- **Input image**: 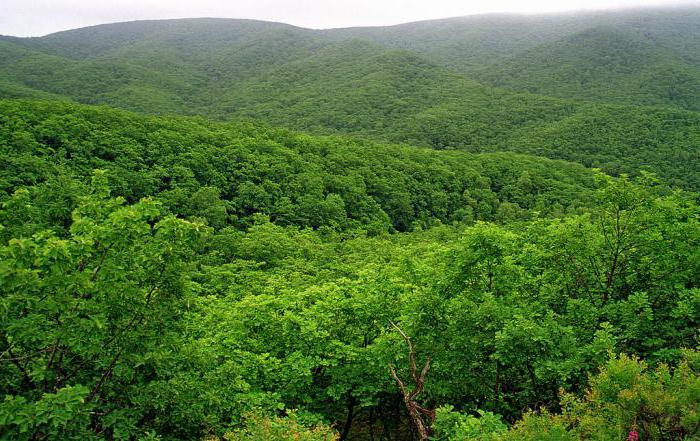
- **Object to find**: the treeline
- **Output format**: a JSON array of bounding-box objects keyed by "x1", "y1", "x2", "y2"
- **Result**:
[{"x1": 0, "y1": 100, "x2": 698, "y2": 440}]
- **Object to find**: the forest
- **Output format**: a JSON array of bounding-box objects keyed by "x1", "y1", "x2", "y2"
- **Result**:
[{"x1": 1, "y1": 5, "x2": 699, "y2": 441}]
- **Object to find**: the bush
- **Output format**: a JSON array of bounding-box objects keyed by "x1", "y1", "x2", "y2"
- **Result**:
[{"x1": 223, "y1": 412, "x2": 338, "y2": 441}]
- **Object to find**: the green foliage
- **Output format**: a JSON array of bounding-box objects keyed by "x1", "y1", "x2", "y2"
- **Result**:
[
  {"x1": 1, "y1": 102, "x2": 698, "y2": 438},
  {"x1": 0, "y1": 99, "x2": 598, "y2": 234},
  {"x1": 433, "y1": 406, "x2": 507, "y2": 440},
  {"x1": 224, "y1": 412, "x2": 338, "y2": 441},
  {"x1": 0, "y1": 173, "x2": 210, "y2": 439},
  {"x1": 501, "y1": 350, "x2": 700, "y2": 440},
  {"x1": 434, "y1": 350, "x2": 700, "y2": 440},
  {"x1": 473, "y1": 26, "x2": 700, "y2": 111},
  {"x1": 1, "y1": 13, "x2": 700, "y2": 437},
  {"x1": 3, "y1": 9, "x2": 700, "y2": 189},
  {"x1": 0, "y1": 385, "x2": 91, "y2": 440},
  {"x1": 333, "y1": 6, "x2": 700, "y2": 84}
]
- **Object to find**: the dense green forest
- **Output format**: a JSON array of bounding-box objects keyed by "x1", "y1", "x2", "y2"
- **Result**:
[
  {"x1": 332, "y1": 7, "x2": 700, "y2": 109},
  {"x1": 1, "y1": 5, "x2": 699, "y2": 441},
  {"x1": 2, "y1": 13, "x2": 700, "y2": 191}
]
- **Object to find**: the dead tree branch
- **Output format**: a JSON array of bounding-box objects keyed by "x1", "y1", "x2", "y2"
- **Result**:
[{"x1": 388, "y1": 321, "x2": 434, "y2": 441}]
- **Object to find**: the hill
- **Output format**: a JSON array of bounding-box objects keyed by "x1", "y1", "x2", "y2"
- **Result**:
[
  {"x1": 333, "y1": 6, "x2": 700, "y2": 109},
  {"x1": 4, "y1": 7, "x2": 700, "y2": 114},
  {"x1": 0, "y1": 99, "x2": 599, "y2": 232},
  {"x1": 2, "y1": 16, "x2": 700, "y2": 190},
  {"x1": 0, "y1": 19, "x2": 327, "y2": 113},
  {"x1": 471, "y1": 26, "x2": 700, "y2": 110}
]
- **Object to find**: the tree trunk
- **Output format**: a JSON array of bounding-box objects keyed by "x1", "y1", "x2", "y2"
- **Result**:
[{"x1": 339, "y1": 395, "x2": 357, "y2": 441}]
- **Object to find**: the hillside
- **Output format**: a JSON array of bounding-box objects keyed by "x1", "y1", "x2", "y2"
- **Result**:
[
  {"x1": 332, "y1": 6, "x2": 700, "y2": 67},
  {"x1": 2, "y1": 16, "x2": 700, "y2": 191},
  {"x1": 0, "y1": 19, "x2": 327, "y2": 113},
  {"x1": 333, "y1": 6, "x2": 700, "y2": 109},
  {"x1": 0, "y1": 99, "x2": 600, "y2": 232},
  {"x1": 4, "y1": 7, "x2": 700, "y2": 115},
  {"x1": 472, "y1": 26, "x2": 700, "y2": 110}
]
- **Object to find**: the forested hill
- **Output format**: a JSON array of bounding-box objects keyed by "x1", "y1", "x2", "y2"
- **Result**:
[
  {"x1": 3, "y1": 6, "x2": 700, "y2": 111},
  {"x1": 470, "y1": 25, "x2": 700, "y2": 110},
  {"x1": 330, "y1": 6, "x2": 700, "y2": 108},
  {"x1": 0, "y1": 99, "x2": 599, "y2": 233},
  {"x1": 2, "y1": 12, "x2": 700, "y2": 190},
  {"x1": 2, "y1": 7, "x2": 700, "y2": 440},
  {"x1": 1, "y1": 99, "x2": 699, "y2": 440}
]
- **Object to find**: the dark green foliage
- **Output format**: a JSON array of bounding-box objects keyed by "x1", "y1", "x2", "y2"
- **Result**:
[
  {"x1": 335, "y1": 6, "x2": 700, "y2": 109},
  {"x1": 472, "y1": 26, "x2": 700, "y2": 110}
]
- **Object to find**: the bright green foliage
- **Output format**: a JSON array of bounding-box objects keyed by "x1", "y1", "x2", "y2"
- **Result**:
[
  {"x1": 432, "y1": 406, "x2": 507, "y2": 440},
  {"x1": 368, "y1": 174, "x2": 700, "y2": 426},
  {"x1": 0, "y1": 173, "x2": 209, "y2": 439},
  {"x1": 0, "y1": 385, "x2": 91, "y2": 439},
  {"x1": 1, "y1": 13, "x2": 700, "y2": 437},
  {"x1": 499, "y1": 350, "x2": 700, "y2": 440},
  {"x1": 224, "y1": 412, "x2": 338, "y2": 441},
  {"x1": 434, "y1": 350, "x2": 700, "y2": 440},
  {"x1": 1, "y1": 100, "x2": 698, "y2": 438}
]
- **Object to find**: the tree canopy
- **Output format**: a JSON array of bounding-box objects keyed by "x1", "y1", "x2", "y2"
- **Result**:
[{"x1": 1, "y1": 6, "x2": 700, "y2": 440}]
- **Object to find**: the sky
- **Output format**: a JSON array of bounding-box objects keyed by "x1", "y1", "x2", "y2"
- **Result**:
[{"x1": 1, "y1": 0, "x2": 699, "y2": 37}]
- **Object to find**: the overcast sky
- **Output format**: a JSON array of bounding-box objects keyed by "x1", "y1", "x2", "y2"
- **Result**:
[{"x1": 1, "y1": 0, "x2": 699, "y2": 37}]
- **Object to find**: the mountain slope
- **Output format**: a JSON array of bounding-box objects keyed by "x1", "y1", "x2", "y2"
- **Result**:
[
  {"x1": 4, "y1": 7, "x2": 700, "y2": 113},
  {"x1": 0, "y1": 98, "x2": 600, "y2": 232},
  {"x1": 329, "y1": 6, "x2": 700, "y2": 109},
  {"x1": 0, "y1": 19, "x2": 329, "y2": 114},
  {"x1": 1, "y1": 13, "x2": 700, "y2": 190},
  {"x1": 471, "y1": 26, "x2": 700, "y2": 110},
  {"x1": 331, "y1": 6, "x2": 700, "y2": 71}
]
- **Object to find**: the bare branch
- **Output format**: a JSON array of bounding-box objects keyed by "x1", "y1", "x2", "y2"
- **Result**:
[{"x1": 388, "y1": 322, "x2": 434, "y2": 440}]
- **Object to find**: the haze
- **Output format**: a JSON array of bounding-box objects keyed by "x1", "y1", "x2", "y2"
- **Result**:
[{"x1": 2, "y1": 0, "x2": 699, "y2": 37}]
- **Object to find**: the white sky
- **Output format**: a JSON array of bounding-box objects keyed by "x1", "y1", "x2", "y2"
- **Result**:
[{"x1": 1, "y1": 0, "x2": 699, "y2": 37}]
